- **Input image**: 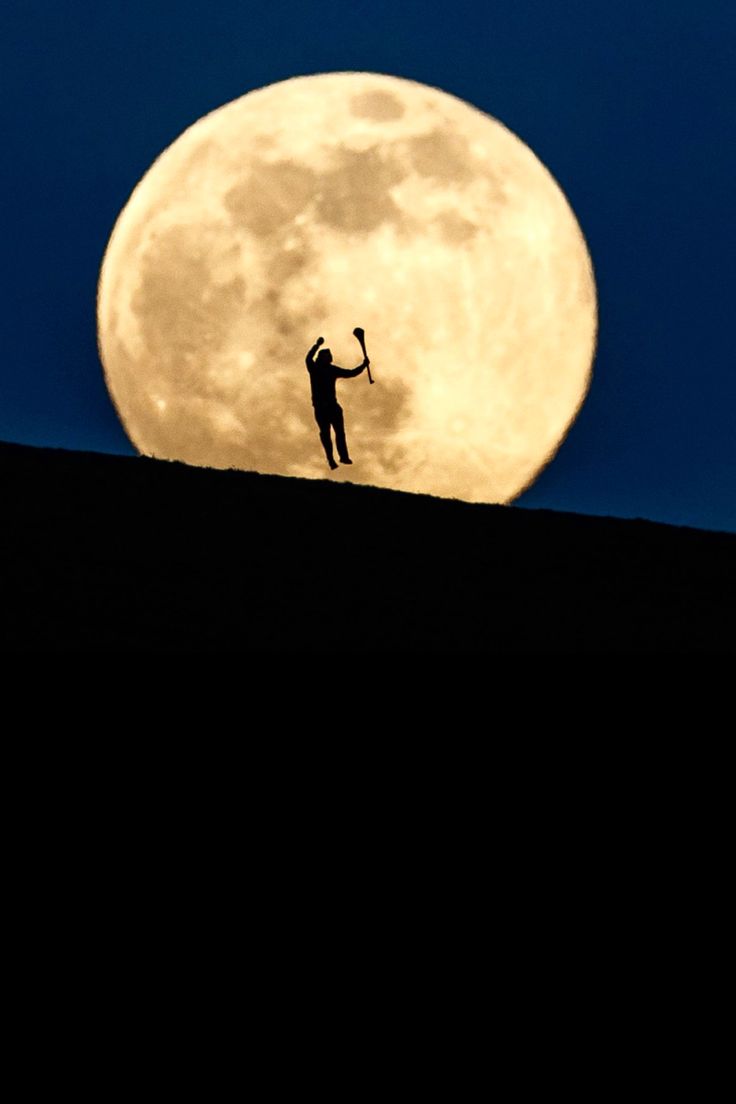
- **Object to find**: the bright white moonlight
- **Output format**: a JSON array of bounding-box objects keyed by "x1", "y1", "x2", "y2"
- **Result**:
[{"x1": 97, "y1": 72, "x2": 597, "y2": 502}]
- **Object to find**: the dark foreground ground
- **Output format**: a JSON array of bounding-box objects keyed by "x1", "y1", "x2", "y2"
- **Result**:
[{"x1": 1, "y1": 440, "x2": 733, "y2": 650}]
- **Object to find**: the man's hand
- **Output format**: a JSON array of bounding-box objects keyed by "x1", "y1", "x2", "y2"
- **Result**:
[
  {"x1": 362, "y1": 357, "x2": 370, "y2": 368},
  {"x1": 316, "y1": 336, "x2": 324, "y2": 347}
]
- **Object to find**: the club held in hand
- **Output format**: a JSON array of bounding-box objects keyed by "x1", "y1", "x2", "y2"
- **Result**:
[{"x1": 353, "y1": 327, "x2": 374, "y2": 384}]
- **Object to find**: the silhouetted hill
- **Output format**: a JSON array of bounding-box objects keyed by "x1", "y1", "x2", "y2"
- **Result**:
[{"x1": 1, "y1": 440, "x2": 733, "y2": 650}]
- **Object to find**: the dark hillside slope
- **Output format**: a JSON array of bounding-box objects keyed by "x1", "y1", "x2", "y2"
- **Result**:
[{"x1": 1, "y1": 441, "x2": 733, "y2": 650}]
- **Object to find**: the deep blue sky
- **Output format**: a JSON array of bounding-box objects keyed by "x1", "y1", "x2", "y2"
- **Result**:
[{"x1": 2, "y1": 0, "x2": 734, "y2": 532}]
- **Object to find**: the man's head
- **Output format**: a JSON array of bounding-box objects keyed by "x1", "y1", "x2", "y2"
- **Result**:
[{"x1": 316, "y1": 348, "x2": 333, "y2": 365}]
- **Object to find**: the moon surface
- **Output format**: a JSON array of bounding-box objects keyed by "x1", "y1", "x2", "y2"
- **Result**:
[{"x1": 97, "y1": 72, "x2": 597, "y2": 502}]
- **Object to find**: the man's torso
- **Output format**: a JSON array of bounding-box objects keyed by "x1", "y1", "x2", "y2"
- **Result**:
[{"x1": 307, "y1": 363, "x2": 339, "y2": 407}]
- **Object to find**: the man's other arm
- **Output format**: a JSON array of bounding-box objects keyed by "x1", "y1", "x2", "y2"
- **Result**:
[{"x1": 306, "y1": 337, "x2": 324, "y2": 369}]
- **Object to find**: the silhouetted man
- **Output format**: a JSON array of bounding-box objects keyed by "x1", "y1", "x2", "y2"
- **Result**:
[{"x1": 305, "y1": 336, "x2": 369, "y2": 469}]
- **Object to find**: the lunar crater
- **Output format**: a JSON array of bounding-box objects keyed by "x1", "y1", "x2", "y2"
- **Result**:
[
  {"x1": 224, "y1": 159, "x2": 319, "y2": 237},
  {"x1": 434, "y1": 210, "x2": 478, "y2": 244},
  {"x1": 314, "y1": 146, "x2": 406, "y2": 234},
  {"x1": 350, "y1": 89, "x2": 406, "y2": 121},
  {"x1": 406, "y1": 128, "x2": 476, "y2": 182}
]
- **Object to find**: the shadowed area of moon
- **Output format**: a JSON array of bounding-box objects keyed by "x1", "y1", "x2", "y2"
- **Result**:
[
  {"x1": 350, "y1": 89, "x2": 406, "y2": 121},
  {"x1": 314, "y1": 146, "x2": 406, "y2": 233},
  {"x1": 224, "y1": 161, "x2": 319, "y2": 238},
  {"x1": 98, "y1": 72, "x2": 597, "y2": 502},
  {"x1": 406, "y1": 128, "x2": 476, "y2": 182},
  {"x1": 434, "y1": 210, "x2": 478, "y2": 244}
]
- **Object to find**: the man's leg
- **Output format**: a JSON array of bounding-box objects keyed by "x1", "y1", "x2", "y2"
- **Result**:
[
  {"x1": 332, "y1": 404, "x2": 352, "y2": 464},
  {"x1": 315, "y1": 409, "x2": 338, "y2": 470}
]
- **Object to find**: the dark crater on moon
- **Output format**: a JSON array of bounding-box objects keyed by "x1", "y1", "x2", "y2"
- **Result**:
[
  {"x1": 314, "y1": 146, "x2": 405, "y2": 233},
  {"x1": 178, "y1": 138, "x2": 219, "y2": 177},
  {"x1": 406, "y1": 128, "x2": 476, "y2": 182},
  {"x1": 224, "y1": 159, "x2": 319, "y2": 238},
  {"x1": 350, "y1": 89, "x2": 406, "y2": 121},
  {"x1": 434, "y1": 210, "x2": 478, "y2": 244}
]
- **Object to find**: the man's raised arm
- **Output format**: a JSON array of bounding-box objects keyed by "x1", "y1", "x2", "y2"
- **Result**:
[
  {"x1": 306, "y1": 336, "x2": 324, "y2": 368},
  {"x1": 335, "y1": 358, "x2": 369, "y2": 379}
]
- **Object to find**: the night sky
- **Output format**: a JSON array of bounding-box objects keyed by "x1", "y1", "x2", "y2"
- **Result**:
[{"x1": 2, "y1": 0, "x2": 734, "y2": 532}]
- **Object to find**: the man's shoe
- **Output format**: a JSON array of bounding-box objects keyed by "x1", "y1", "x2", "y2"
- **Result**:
[{"x1": 340, "y1": 457, "x2": 353, "y2": 465}]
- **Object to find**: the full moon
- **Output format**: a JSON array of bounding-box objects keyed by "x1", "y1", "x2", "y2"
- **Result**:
[{"x1": 97, "y1": 72, "x2": 597, "y2": 502}]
